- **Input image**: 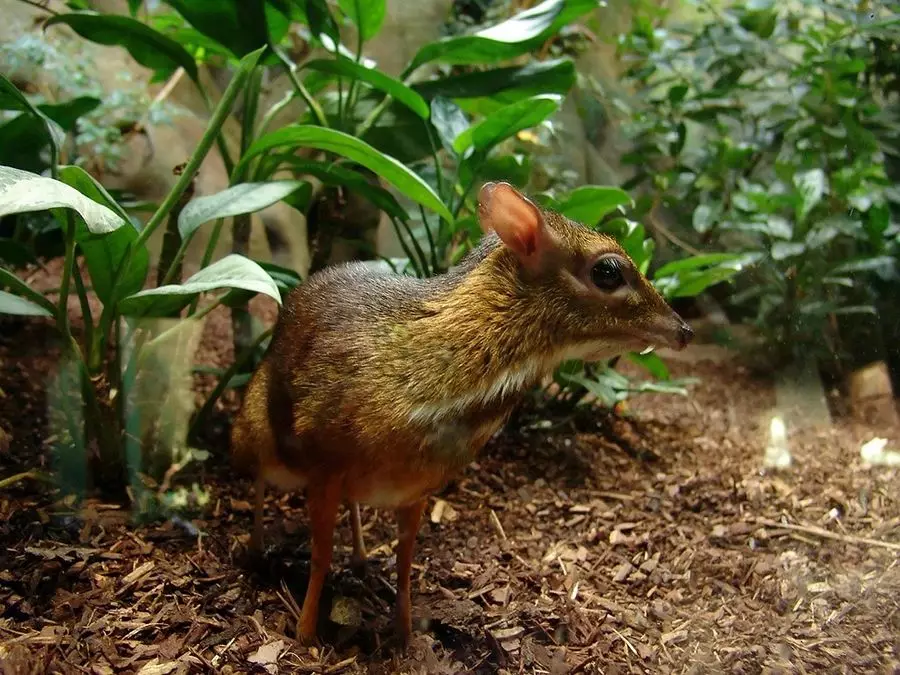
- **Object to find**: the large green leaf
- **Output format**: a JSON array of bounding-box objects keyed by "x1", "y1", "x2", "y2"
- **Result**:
[
  {"x1": 338, "y1": 0, "x2": 386, "y2": 42},
  {"x1": 556, "y1": 186, "x2": 633, "y2": 225},
  {"x1": 414, "y1": 58, "x2": 577, "y2": 114},
  {"x1": 0, "y1": 114, "x2": 55, "y2": 173},
  {"x1": 406, "y1": 0, "x2": 600, "y2": 71},
  {"x1": 0, "y1": 74, "x2": 43, "y2": 114},
  {"x1": 653, "y1": 253, "x2": 754, "y2": 279},
  {"x1": 119, "y1": 254, "x2": 281, "y2": 317},
  {"x1": 0, "y1": 74, "x2": 61, "y2": 170},
  {"x1": 239, "y1": 126, "x2": 452, "y2": 222},
  {"x1": 430, "y1": 96, "x2": 469, "y2": 156},
  {"x1": 0, "y1": 290, "x2": 53, "y2": 317},
  {"x1": 56, "y1": 165, "x2": 149, "y2": 303},
  {"x1": 44, "y1": 12, "x2": 200, "y2": 84},
  {"x1": 0, "y1": 165, "x2": 125, "y2": 234},
  {"x1": 37, "y1": 96, "x2": 102, "y2": 132},
  {"x1": 279, "y1": 158, "x2": 410, "y2": 221},
  {"x1": 453, "y1": 94, "x2": 561, "y2": 155},
  {"x1": 305, "y1": 56, "x2": 429, "y2": 118},
  {"x1": 794, "y1": 168, "x2": 826, "y2": 224},
  {"x1": 163, "y1": 0, "x2": 288, "y2": 58},
  {"x1": 178, "y1": 181, "x2": 308, "y2": 240},
  {"x1": 0, "y1": 268, "x2": 58, "y2": 317}
]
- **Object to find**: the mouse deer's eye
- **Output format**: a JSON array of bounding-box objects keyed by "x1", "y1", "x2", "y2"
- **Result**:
[{"x1": 591, "y1": 257, "x2": 626, "y2": 292}]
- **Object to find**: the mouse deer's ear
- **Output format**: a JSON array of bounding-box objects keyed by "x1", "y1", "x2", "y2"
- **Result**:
[{"x1": 478, "y1": 182, "x2": 546, "y2": 260}]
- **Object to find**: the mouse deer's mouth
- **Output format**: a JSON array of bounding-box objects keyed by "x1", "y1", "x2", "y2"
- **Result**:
[{"x1": 640, "y1": 311, "x2": 694, "y2": 352}]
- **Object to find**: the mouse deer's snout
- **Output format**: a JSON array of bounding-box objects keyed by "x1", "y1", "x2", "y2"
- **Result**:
[{"x1": 674, "y1": 313, "x2": 694, "y2": 351}]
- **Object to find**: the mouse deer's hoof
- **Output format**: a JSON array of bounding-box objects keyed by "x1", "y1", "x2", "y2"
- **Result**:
[{"x1": 295, "y1": 618, "x2": 319, "y2": 646}]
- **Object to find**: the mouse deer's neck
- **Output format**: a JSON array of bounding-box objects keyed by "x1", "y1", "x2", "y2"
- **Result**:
[{"x1": 400, "y1": 247, "x2": 560, "y2": 422}]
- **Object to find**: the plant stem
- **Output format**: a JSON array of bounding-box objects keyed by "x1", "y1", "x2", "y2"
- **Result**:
[
  {"x1": 157, "y1": 178, "x2": 196, "y2": 287},
  {"x1": 418, "y1": 204, "x2": 439, "y2": 274},
  {"x1": 94, "y1": 48, "x2": 264, "y2": 365},
  {"x1": 274, "y1": 46, "x2": 329, "y2": 128},
  {"x1": 452, "y1": 178, "x2": 478, "y2": 219},
  {"x1": 354, "y1": 94, "x2": 392, "y2": 139},
  {"x1": 56, "y1": 213, "x2": 76, "y2": 342},
  {"x1": 0, "y1": 470, "x2": 54, "y2": 489},
  {"x1": 188, "y1": 218, "x2": 225, "y2": 315},
  {"x1": 137, "y1": 51, "x2": 263, "y2": 251},
  {"x1": 189, "y1": 325, "x2": 273, "y2": 441},
  {"x1": 257, "y1": 90, "x2": 295, "y2": 137},
  {"x1": 73, "y1": 258, "x2": 93, "y2": 358}
]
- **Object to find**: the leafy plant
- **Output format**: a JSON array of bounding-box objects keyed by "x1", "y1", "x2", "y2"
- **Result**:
[
  {"x1": 0, "y1": 50, "x2": 292, "y2": 509},
  {"x1": 616, "y1": 0, "x2": 900, "y2": 369}
]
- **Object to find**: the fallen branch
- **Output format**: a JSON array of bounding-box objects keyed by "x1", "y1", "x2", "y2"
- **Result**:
[{"x1": 755, "y1": 517, "x2": 900, "y2": 552}]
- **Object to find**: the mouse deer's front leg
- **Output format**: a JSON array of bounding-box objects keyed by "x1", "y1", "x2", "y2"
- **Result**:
[
  {"x1": 297, "y1": 477, "x2": 341, "y2": 643},
  {"x1": 394, "y1": 499, "x2": 426, "y2": 648}
]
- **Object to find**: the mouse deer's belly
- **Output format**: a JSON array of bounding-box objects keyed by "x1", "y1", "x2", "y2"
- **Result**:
[{"x1": 350, "y1": 415, "x2": 507, "y2": 508}]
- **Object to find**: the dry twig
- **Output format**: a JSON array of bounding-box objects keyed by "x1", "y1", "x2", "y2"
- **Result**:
[{"x1": 755, "y1": 518, "x2": 900, "y2": 552}]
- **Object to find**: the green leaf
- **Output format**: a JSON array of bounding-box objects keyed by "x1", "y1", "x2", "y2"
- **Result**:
[
  {"x1": 253, "y1": 259, "x2": 302, "y2": 296},
  {"x1": 657, "y1": 267, "x2": 742, "y2": 299},
  {"x1": 627, "y1": 351, "x2": 670, "y2": 380},
  {"x1": 453, "y1": 94, "x2": 561, "y2": 155},
  {"x1": 239, "y1": 125, "x2": 452, "y2": 222},
  {"x1": 0, "y1": 74, "x2": 61, "y2": 171},
  {"x1": 0, "y1": 268, "x2": 58, "y2": 317},
  {"x1": 692, "y1": 204, "x2": 715, "y2": 233},
  {"x1": 556, "y1": 186, "x2": 633, "y2": 224},
  {"x1": 407, "y1": 0, "x2": 600, "y2": 71},
  {"x1": 0, "y1": 165, "x2": 125, "y2": 234},
  {"x1": 832, "y1": 256, "x2": 895, "y2": 275},
  {"x1": 653, "y1": 253, "x2": 754, "y2": 279},
  {"x1": 430, "y1": 96, "x2": 469, "y2": 156},
  {"x1": 0, "y1": 114, "x2": 55, "y2": 173},
  {"x1": 338, "y1": 0, "x2": 386, "y2": 42},
  {"x1": 178, "y1": 181, "x2": 308, "y2": 240},
  {"x1": 56, "y1": 165, "x2": 149, "y2": 302},
  {"x1": 0, "y1": 74, "x2": 42, "y2": 114},
  {"x1": 0, "y1": 289, "x2": 53, "y2": 317},
  {"x1": 771, "y1": 242, "x2": 805, "y2": 260},
  {"x1": 305, "y1": 56, "x2": 429, "y2": 118},
  {"x1": 37, "y1": 96, "x2": 102, "y2": 132},
  {"x1": 163, "y1": 0, "x2": 287, "y2": 58},
  {"x1": 414, "y1": 58, "x2": 576, "y2": 110},
  {"x1": 119, "y1": 254, "x2": 281, "y2": 317},
  {"x1": 304, "y1": 0, "x2": 341, "y2": 44},
  {"x1": 794, "y1": 168, "x2": 826, "y2": 224},
  {"x1": 279, "y1": 158, "x2": 409, "y2": 221},
  {"x1": 559, "y1": 371, "x2": 622, "y2": 407},
  {"x1": 44, "y1": 12, "x2": 200, "y2": 84}
]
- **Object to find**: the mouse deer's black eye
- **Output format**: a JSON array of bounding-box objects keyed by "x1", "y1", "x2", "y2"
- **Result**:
[{"x1": 591, "y1": 257, "x2": 625, "y2": 291}]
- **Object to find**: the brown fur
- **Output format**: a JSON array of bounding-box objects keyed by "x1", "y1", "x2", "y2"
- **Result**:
[{"x1": 231, "y1": 183, "x2": 692, "y2": 647}]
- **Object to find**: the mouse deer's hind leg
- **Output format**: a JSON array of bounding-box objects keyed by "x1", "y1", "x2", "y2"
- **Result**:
[
  {"x1": 394, "y1": 499, "x2": 426, "y2": 650},
  {"x1": 349, "y1": 502, "x2": 367, "y2": 576},
  {"x1": 297, "y1": 476, "x2": 341, "y2": 644}
]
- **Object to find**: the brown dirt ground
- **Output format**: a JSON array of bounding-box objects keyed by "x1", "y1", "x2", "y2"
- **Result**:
[{"x1": 1, "y1": 263, "x2": 899, "y2": 674}]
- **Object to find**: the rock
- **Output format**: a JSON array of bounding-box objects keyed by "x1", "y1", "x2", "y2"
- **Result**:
[{"x1": 848, "y1": 361, "x2": 899, "y2": 427}]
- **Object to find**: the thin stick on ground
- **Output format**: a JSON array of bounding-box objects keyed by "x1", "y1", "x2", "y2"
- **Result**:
[{"x1": 755, "y1": 517, "x2": 900, "y2": 552}]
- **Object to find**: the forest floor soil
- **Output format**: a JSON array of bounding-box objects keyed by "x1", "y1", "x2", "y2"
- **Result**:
[{"x1": 1, "y1": 283, "x2": 899, "y2": 674}]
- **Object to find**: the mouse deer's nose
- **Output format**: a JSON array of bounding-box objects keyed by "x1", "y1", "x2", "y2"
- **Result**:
[{"x1": 676, "y1": 319, "x2": 694, "y2": 350}]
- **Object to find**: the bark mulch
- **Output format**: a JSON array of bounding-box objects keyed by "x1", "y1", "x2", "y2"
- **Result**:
[{"x1": 1, "y1": 303, "x2": 899, "y2": 674}]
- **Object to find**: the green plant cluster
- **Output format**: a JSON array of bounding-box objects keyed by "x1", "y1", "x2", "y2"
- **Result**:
[
  {"x1": 0, "y1": 0, "x2": 742, "y2": 511},
  {"x1": 617, "y1": 0, "x2": 900, "y2": 368}
]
